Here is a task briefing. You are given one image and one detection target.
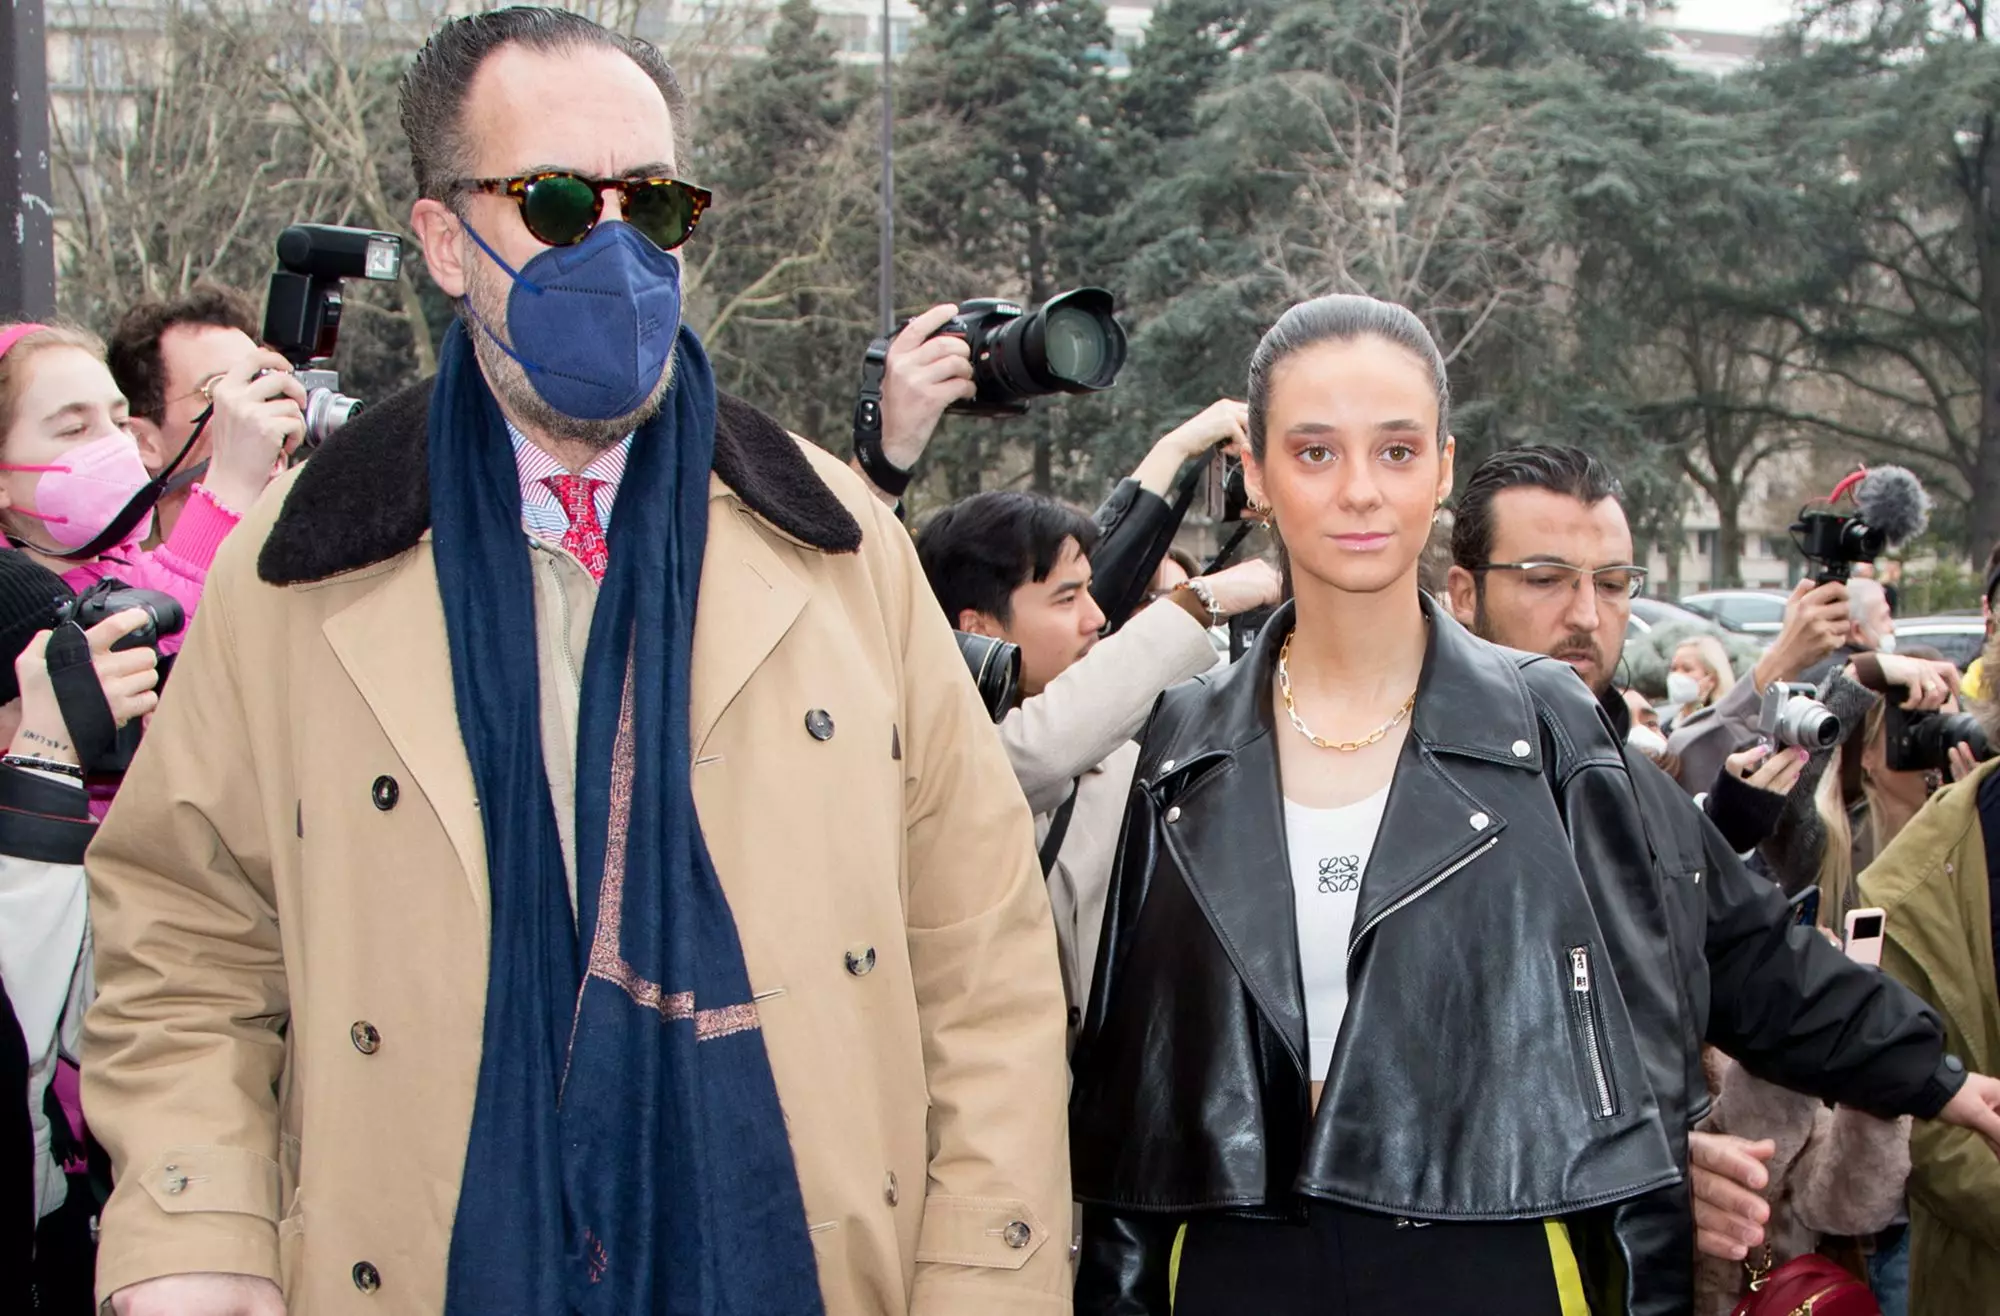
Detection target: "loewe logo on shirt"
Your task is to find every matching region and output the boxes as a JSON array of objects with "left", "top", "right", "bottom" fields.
[{"left": 1316, "top": 855, "right": 1361, "bottom": 895}]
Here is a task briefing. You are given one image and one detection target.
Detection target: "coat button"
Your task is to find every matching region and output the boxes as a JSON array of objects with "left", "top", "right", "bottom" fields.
[
  {"left": 352, "top": 1261, "right": 381, "bottom": 1293},
  {"left": 883, "top": 1171, "right": 899, "bottom": 1206},
  {"left": 371, "top": 776, "right": 399, "bottom": 811},
  {"left": 1165, "top": 806, "right": 1182, "bottom": 824},
  {"left": 1511, "top": 739, "right": 1531, "bottom": 758},
  {"left": 350, "top": 1021, "right": 381, "bottom": 1055},
  {"left": 1003, "top": 1220, "right": 1032, "bottom": 1249},
  {"left": 845, "top": 946, "right": 876, "bottom": 976},
  {"left": 1469, "top": 812, "right": 1490, "bottom": 830},
  {"left": 805, "top": 709, "right": 835, "bottom": 741},
  {"left": 1161, "top": 759, "right": 1176, "bottom": 772},
  {"left": 1945, "top": 1054, "right": 1966, "bottom": 1074},
  {"left": 162, "top": 1164, "right": 186, "bottom": 1195}
]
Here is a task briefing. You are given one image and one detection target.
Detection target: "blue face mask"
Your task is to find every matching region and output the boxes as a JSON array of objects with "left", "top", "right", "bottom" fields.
[{"left": 461, "top": 220, "right": 682, "bottom": 422}]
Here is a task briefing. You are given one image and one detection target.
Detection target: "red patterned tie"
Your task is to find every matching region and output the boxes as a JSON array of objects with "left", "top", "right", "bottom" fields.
[{"left": 544, "top": 474, "right": 609, "bottom": 583}]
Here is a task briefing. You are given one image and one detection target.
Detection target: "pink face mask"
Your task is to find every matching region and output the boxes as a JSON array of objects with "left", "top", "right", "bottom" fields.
[{"left": 0, "top": 431, "right": 154, "bottom": 550}]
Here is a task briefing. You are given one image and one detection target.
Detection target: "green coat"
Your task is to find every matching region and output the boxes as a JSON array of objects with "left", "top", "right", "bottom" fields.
[{"left": 1858, "top": 757, "right": 2000, "bottom": 1316}]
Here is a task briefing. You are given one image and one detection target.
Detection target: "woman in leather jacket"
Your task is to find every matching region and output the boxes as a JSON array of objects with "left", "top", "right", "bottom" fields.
[{"left": 1068, "top": 296, "right": 1688, "bottom": 1314}]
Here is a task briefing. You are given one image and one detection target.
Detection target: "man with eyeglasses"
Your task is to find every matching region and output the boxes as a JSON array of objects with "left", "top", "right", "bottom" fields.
[
  {"left": 1445, "top": 445, "right": 2000, "bottom": 1286},
  {"left": 82, "top": 8, "right": 1070, "bottom": 1316},
  {"left": 107, "top": 284, "right": 307, "bottom": 544}
]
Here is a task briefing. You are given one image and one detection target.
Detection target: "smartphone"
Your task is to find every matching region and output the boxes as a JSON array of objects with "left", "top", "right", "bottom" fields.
[
  {"left": 1787, "top": 885, "right": 1821, "bottom": 930},
  {"left": 1844, "top": 907, "right": 1887, "bottom": 967}
]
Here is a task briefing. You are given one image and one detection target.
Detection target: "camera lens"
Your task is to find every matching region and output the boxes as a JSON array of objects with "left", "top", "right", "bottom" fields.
[
  {"left": 1781, "top": 696, "right": 1842, "bottom": 750},
  {"left": 1043, "top": 307, "right": 1108, "bottom": 383}
]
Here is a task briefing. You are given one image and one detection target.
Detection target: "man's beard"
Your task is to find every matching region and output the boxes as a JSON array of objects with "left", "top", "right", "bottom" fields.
[
  {"left": 461, "top": 252, "right": 673, "bottom": 451},
  {"left": 1472, "top": 593, "right": 1614, "bottom": 693}
]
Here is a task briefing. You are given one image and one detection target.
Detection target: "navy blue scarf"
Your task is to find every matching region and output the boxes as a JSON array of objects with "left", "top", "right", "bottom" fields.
[{"left": 431, "top": 320, "right": 823, "bottom": 1315}]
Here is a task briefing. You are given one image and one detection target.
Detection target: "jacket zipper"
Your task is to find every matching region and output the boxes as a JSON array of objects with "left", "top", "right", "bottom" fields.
[
  {"left": 1350, "top": 836, "right": 1498, "bottom": 949},
  {"left": 1570, "top": 946, "right": 1615, "bottom": 1118}
]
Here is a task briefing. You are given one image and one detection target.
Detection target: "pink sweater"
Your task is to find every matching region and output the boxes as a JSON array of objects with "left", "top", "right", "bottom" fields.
[{"left": 59, "top": 487, "right": 241, "bottom": 658}]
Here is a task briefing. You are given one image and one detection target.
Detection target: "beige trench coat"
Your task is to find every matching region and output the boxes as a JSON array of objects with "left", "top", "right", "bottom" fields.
[{"left": 82, "top": 389, "right": 1072, "bottom": 1315}]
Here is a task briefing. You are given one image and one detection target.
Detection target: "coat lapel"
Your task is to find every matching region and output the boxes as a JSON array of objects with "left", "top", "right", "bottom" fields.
[
  {"left": 1350, "top": 739, "right": 1507, "bottom": 951},
  {"left": 322, "top": 543, "right": 490, "bottom": 920},
  {"left": 690, "top": 486, "right": 810, "bottom": 759}
]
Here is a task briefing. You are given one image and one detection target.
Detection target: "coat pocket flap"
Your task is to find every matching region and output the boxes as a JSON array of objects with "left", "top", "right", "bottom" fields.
[
  {"left": 140, "top": 1145, "right": 280, "bottom": 1220},
  {"left": 914, "top": 1195, "right": 1048, "bottom": 1270}
]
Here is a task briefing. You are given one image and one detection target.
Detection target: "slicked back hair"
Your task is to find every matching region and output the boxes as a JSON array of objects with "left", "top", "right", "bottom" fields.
[{"left": 398, "top": 6, "right": 688, "bottom": 205}]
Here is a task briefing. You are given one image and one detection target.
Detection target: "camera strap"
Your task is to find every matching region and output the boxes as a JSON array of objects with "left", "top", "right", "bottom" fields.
[
  {"left": 851, "top": 338, "right": 913, "bottom": 499},
  {"left": 43, "top": 621, "right": 120, "bottom": 773},
  {"left": 1040, "top": 778, "right": 1081, "bottom": 878}
]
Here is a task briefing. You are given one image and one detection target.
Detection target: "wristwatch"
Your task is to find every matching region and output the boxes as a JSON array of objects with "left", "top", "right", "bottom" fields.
[{"left": 1175, "top": 577, "right": 1224, "bottom": 628}]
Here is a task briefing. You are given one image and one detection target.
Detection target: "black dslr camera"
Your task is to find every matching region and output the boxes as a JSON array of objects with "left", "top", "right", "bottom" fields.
[
  {"left": 1883, "top": 691, "right": 1993, "bottom": 773},
  {"left": 955, "top": 632, "right": 1023, "bottom": 723},
  {"left": 262, "top": 223, "right": 403, "bottom": 448},
  {"left": 51, "top": 579, "right": 186, "bottom": 775},
  {"left": 851, "top": 289, "right": 1128, "bottom": 496}
]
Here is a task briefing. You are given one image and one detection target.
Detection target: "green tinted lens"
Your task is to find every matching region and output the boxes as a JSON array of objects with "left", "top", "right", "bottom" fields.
[
  {"left": 624, "top": 180, "right": 697, "bottom": 251},
  {"left": 1043, "top": 307, "right": 1107, "bottom": 382},
  {"left": 519, "top": 174, "right": 601, "bottom": 246}
]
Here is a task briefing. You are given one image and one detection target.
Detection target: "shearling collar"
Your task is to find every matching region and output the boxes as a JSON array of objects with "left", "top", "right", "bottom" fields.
[{"left": 258, "top": 378, "right": 861, "bottom": 586}]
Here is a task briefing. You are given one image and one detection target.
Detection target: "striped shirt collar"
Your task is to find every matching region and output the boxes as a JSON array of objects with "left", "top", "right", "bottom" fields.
[{"left": 505, "top": 416, "right": 632, "bottom": 546}]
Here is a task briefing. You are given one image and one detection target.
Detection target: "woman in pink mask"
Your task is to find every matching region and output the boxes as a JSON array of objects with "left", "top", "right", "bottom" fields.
[{"left": 0, "top": 323, "right": 302, "bottom": 654}]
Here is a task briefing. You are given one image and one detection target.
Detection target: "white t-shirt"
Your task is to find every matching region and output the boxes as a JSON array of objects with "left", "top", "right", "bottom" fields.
[{"left": 1285, "top": 786, "right": 1391, "bottom": 1081}]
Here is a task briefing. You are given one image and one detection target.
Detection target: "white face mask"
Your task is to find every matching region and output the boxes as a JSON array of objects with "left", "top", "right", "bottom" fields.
[
  {"left": 1666, "top": 672, "right": 1703, "bottom": 707},
  {"left": 1874, "top": 632, "right": 1897, "bottom": 655},
  {"left": 1627, "top": 724, "right": 1669, "bottom": 757}
]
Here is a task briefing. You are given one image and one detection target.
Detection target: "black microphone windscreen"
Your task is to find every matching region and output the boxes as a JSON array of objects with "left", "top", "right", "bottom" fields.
[{"left": 1854, "top": 466, "right": 1930, "bottom": 545}]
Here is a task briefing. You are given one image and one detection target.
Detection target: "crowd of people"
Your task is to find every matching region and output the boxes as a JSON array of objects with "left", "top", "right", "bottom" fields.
[{"left": 3, "top": 6, "right": 1999, "bottom": 1316}]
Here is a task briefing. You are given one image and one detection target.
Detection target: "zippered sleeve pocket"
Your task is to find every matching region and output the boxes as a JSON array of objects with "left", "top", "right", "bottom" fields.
[{"left": 1566, "top": 945, "right": 1619, "bottom": 1120}]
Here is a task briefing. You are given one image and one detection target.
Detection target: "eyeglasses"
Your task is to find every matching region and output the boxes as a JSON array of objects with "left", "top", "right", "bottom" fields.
[
  {"left": 1474, "top": 561, "right": 1648, "bottom": 600},
  {"left": 457, "top": 170, "right": 713, "bottom": 252}
]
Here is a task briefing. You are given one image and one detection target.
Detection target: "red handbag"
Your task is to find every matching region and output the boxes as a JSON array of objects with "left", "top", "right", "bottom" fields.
[{"left": 1730, "top": 1251, "right": 1882, "bottom": 1316}]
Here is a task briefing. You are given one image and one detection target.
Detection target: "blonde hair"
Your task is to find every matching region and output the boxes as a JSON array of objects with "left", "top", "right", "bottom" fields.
[
  {"left": 0, "top": 323, "right": 108, "bottom": 444},
  {"left": 1674, "top": 635, "right": 1737, "bottom": 707},
  {"left": 1814, "top": 744, "right": 1857, "bottom": 929}
]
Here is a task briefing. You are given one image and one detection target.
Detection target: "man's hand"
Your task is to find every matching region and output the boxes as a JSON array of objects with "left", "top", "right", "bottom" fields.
[
  {"left": 200, "top": 350, "right": 308, "bottom": 515},
  {"left": 112, "top": 1273, "right": 286, "bottom": 1316},
  {"left": 1132, "top": 399, "right": 1248, "bottom": 497},
  {"left": 1689, "top": 1130, "right": 1774, "bottom": 1261},
  {"left": 8, "top": 610, "right": 163, "bottom": 763},
  {"left": 878, "top": 303, "right": 976, "bottom": 471},
  {"left": 1949, "top": 741, "right": 1982, "bottom": 782},
  {"left": 1201, "top": 558, "right": 1283, "bottom": 617},
  {"left": 1721, "top": 743, "right": 1807, "bottom": 799},
  {"left": 1752, "top": 580, "right": 1851, "bottom": 692},
  {"left": 1936, "top": 1071, "right": 2000, "bottom": 1159}
]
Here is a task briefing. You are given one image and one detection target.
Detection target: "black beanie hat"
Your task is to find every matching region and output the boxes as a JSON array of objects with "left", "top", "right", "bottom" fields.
[{"left": 0, "top": 550, "right": 75, "bottom": 705}]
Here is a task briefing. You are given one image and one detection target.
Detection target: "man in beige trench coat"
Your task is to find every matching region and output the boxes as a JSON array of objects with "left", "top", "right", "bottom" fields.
[{"left": 81, "top": 9, "right": 1070, "bottom": 1315}]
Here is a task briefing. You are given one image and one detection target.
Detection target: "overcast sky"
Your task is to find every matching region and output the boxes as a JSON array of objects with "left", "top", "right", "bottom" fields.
[{"left": 1662, "top": 0, "right": 1797, "bottom": 34}]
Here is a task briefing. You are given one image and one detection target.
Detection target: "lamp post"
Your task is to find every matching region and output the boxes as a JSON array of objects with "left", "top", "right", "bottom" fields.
[
  {"left": 0, "top": 0, "right": 55, "bottom": 318},
  {"left": 877, "top": 0, "right": 895, "bottom": 335}
]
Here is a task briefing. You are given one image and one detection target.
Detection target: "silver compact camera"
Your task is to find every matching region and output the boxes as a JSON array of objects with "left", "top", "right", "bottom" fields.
[{"left": 1757, "top": 681, "right": 1842, "bottom": 751}]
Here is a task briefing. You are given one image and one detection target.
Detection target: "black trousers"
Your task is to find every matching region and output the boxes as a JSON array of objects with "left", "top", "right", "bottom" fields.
[{"left": 1172, "top": 1200, "right": 1573, "bottom": 1316}]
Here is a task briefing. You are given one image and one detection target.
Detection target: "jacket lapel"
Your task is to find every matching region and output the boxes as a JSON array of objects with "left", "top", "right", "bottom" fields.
[
  {"left": 1350, "top": 738, "right": 1506, "bottom": 951},
  {"left": 690, "top": 487, "right": 810, "bottom": 758},
  {"left": 1159, "top": 728, "right": 1309, "bottom": 1075},
  {"left": 322, "top": 543, "right": 490, "bottom": 920}
]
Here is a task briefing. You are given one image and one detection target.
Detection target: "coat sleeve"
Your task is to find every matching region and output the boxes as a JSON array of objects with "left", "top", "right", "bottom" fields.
[
  {"left": 872, "top": 499, "right": 1073, "bottom": 1314},
  {"left": 1000, "top": 599, "right": 1216, "bottom": 815},
  {"left": 1875, "top": 939, "right": 2000, "bottom": 1251},
  {"left": 80, "top": 532, "right": 288, "bottom": 1298},
  {"left": 1699, "top": 817, "right": 1961, "bottom": 1119}
]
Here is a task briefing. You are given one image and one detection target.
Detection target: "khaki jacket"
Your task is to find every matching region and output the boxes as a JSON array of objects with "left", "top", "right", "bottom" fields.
[
  {"left": 1859, "top": 757, "right": 2000, "bottom": 1316},
  {"left": 82, "top": 386, "right": 1073, "bottom": 1314}
]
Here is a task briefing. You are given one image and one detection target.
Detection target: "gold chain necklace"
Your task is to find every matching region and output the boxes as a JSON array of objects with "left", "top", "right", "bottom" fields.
[{"left": 1278, "top": 631, "right": 1417, "bottom": 752}]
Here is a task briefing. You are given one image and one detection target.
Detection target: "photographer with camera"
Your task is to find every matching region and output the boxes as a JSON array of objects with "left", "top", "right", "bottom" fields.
[
  {"left": 0, "top": 549, "right": 160, "bottom": 1311},
  {"left": 107, "top": 285, "right": 306, "bottom": 547},
  {"left": 0, "top": 322, "right": 299, "bottom": 661},
  {"left": 916, "top": 492, "right": 1280, "bottom": 1026},
  {"left": 1855, "top": 627, "right": 2000, "bottom": 1312}
]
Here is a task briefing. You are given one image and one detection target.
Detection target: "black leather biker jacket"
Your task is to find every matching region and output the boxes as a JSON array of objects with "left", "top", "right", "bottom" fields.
[{"left": 1070, "top": 599, "right": 1960, "bottom": 1316}]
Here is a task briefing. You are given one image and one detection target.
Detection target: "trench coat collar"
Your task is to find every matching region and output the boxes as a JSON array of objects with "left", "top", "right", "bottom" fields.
[
  {"left": 257, "top": 374, "right": 860, "bottom": 587},
  {"left": 1141, "top": 594, "right": 1545, "bottom": 1080}
]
